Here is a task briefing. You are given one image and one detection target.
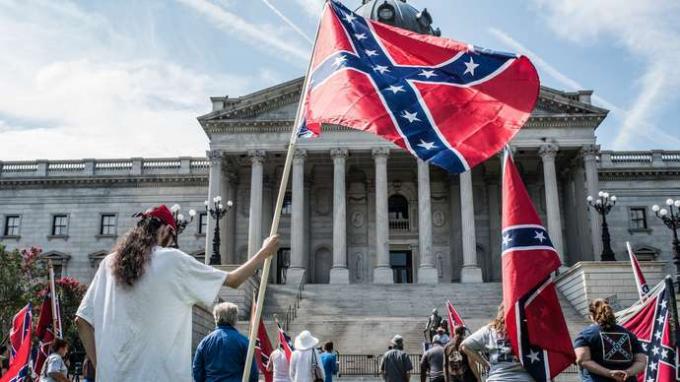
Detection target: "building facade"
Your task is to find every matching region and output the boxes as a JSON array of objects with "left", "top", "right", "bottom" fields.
[{"left": 1, "top": 77, "right": 679, "bottom": 285}]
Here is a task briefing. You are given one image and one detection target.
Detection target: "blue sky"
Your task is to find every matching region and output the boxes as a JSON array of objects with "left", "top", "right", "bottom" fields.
[{"left": 1, "top": 0, "right": 679, "bottom": 160}]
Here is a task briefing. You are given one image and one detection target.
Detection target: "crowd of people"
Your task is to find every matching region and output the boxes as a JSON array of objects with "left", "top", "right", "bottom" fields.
[{"left": 0, "top": 205, "right": 649, "bottom": 382}]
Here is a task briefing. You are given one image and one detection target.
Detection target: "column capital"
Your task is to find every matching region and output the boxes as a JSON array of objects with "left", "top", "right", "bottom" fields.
[
  {"left": 293, "top": 149, "right": 307, "bottom": 163},
  {"left": 330, "top": 147, "right": 349, "bottom": 159},
  {"left": 248, "top": 149, "right": 266, "bottom": 164},
  {"left": 372, "top": 147, "right": 390, "bottom": 159},
  {"left": 581, "top": 144, "right": 600, "bottom": 161},
  {"left": 206, "top": 149, "right": 224, "bottom": 164},
  {"left": 539, "top": 143, "right": 559, "bottom": 161}
]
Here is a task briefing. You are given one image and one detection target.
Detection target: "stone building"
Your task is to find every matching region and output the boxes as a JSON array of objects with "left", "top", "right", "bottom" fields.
[{"left": 1, "top": 0, "right": 679, "bottom": 289}]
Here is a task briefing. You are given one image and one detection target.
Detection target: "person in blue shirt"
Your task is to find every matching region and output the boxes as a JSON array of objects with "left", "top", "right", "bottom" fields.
[
  {"left": 193, "top": 302, "right": 258, "bottom": 382},
  {"left": 574, "top": 299, "right": 646, "bottom": 382},
  {"left": 319, "top": 341, "right": 338, "bottom": 382}
]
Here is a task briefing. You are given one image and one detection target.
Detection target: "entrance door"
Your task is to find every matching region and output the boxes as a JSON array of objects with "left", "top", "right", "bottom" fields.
[
  {"left": 389, "top": 251, "right": 413, "bottom": 284},
  {"left": 276, "top": 248, "right": 290, "bottom": 284}
]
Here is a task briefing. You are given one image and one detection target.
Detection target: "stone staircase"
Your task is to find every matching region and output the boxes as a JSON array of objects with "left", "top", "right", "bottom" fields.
[{"left": 261, "top": 283, "right": 588, "bottom": 355}]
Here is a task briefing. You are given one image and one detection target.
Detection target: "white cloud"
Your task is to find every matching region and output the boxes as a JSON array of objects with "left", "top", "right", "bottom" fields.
[
  {"left": 176, "top": 0, "right": 310, "bottom": 62},
  {"left": 292, "top": 0, "right": 326, "bottom": 20},
  {"left": 0, "top": 0, "right": 262, "bottom": 160},
  {"left": 261, "top": 0, "right": 314, "bottom": 44},
  {"left": 531, "top": 0, "right": 680, "bottom": 149}
]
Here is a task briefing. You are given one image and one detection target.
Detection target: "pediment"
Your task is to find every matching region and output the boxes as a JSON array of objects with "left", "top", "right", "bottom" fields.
[{"left": 199, "top": 77, "right": 608, "bottom": 125}]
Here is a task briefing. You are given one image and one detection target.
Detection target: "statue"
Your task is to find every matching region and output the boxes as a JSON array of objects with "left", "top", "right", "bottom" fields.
[{"left": 423, "top": 308, "right": 442, "bottom": 343}]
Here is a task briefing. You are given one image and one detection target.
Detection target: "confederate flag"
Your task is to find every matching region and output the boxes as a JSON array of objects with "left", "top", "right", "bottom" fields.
[
  {"left": 300, "top": 0, "right": 539, "bottom": 173},
  {"left": 501, "top": 151, "right": 575, "bottom": 381},
  {"left": 1, "top": 304, "right": 32, "bottom": 382},
  {"left": 33, "top": 291, "right": 62, "bottom": 374},
  {"left": 251, "top": 303, "right": 273, "bottom": 382},
  {"left": 446, "top": 300, "right": 465, "bottom": 331},
  {"left": 617, "top": 277, "right": 680, "bottom": 382},
  {"left": 627, "top": 241, "right": 650, "bottom": 300}
]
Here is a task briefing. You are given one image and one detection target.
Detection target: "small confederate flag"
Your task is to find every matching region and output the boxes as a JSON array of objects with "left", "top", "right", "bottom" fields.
[
  {"left": 627, "top": 241, "right": 650, "bottom": 300},
  {"left": 251, "top": 303, "right": 273, "bottom": 382},
  {"left": 617, "top": 277, "right": 680, "bottom": 382},
  {"left": 446, "top": 301, "right": 465, "bottom": 331},
  {"left": 1, "top": 304, "right": 32, "bottom": 382},
  {"left": 501, "top": 151, "right": 575, "bottom": 381},
  {"left": 275, "top": 319, "right": 294, "bottom": 362},
  {"left": 33, "top": 291, "right": 62, "bottom": 374}
]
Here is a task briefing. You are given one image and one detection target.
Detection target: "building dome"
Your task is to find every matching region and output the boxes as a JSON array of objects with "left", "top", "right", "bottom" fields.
[{"left": 355, "top": 0, "right": 441, "bottom": 36}]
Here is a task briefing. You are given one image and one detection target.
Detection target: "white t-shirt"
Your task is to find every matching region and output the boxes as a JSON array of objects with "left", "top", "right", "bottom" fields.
[
  {"left": 39, "top": 353, "right": 67, "bottom": 382},
  {"left": 270, "top": 348, "right": 292, "bottom": 382},
  {"left": 76, "top": 246, "right": 228, "bottom": 382}
]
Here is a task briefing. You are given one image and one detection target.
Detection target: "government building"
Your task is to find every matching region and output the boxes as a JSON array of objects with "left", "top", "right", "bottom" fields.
[{"left": 1, "top": 0, "right": 679, "bottom": 362}]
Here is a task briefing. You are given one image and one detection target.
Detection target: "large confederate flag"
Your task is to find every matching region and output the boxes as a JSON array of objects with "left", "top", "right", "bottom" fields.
[
  {"left": 501, "top": 152, "right": 575, "bottom": 381},
  {"left": 301, "top": 0, "right": 539, "bottom": 173}
]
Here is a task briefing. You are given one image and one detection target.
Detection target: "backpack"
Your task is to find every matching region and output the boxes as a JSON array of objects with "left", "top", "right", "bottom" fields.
[{"left": 447, "top": 347, "right": 468, "bottom": 377}]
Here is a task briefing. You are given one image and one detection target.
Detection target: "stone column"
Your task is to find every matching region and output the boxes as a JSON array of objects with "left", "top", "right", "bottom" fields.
[
  {"left": 582, "top": 145, "right": 602, "bottom": 258},
  {"left": 539, "top": 144, "right": 565, "bottom": 260},
  {"left": 460, "top": 170, "right": 483, "bottom": 282},
  {"left": 205, "top": 150, "right": 224, "bottom": 264},
  {"left": 222, "top": 168, "right": 238, "bottom": 264},
  {"left": 330, "top": 148, "right": 350, "bottom": 284},
  {"left": 372, "top": 147, "right": 393, "bottom": 284},
  {"left": 287, "top": 149, "right": 307, "bottom": 284},
  {"left": 247, "top": 150, "right": 265, "bottom": 259},
  {"left": 417, "top": 159, "right": 438, "bottom": 283}
]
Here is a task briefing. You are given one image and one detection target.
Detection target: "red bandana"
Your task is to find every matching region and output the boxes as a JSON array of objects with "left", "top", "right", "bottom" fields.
[{"left": 143, "top": 205, "right": 176, "bottom": 230}]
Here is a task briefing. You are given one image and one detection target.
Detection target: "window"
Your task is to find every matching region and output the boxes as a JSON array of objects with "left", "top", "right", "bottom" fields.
[
  {"left": 388, "top": 194, "right": 410, "bottom": 231},
  {"left": 629, "top": 207, "right": 648, "bottom": 230},
  {"left": 100, "top": 214, "right": 117, "bottom": 235},
  {"left": 281, "top": 192, "right": 292, "bottom": 216},
  {"left": 4, "top": 215, "right": 20, "bottom": 236},
  {"left": 52, "top": 214, "right": 69, "bottom": 236},
  {"left": 198, "top": 212, "right": 208, "bottom": 234}
]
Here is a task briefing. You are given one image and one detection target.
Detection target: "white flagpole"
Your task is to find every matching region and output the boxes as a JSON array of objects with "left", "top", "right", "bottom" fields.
[
  {"left": 47, "top": 259, "right": 61, "bottom": 338},
  {"left": 241, "top": 3, "right": 326, "bottom": 381}
]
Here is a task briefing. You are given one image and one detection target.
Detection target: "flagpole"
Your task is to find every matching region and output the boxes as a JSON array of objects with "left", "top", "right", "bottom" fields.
[
  {"left": 47, "top": 259, "right": 60, "bottom": 339},
  {"left": 241, "top": 4, "right": 326, "bottom": 381}
]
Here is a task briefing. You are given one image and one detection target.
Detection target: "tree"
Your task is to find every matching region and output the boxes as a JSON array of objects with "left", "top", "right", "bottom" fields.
[
  {"left": 55, "top": 276, "right": 87, "bottom": 351},
  {"left": 0, "top": 245, "right": 47, "bottom": 343}
]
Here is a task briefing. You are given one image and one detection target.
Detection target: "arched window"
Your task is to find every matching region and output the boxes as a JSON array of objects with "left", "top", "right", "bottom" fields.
[{"left": 388, "top": 194, "right": 409, "bottom": 231}]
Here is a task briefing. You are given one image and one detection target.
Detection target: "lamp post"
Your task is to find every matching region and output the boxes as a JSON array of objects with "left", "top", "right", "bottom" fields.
[
  {"left": 652, "top": 198, "right": 680, "bottom": 289},
  {"left": 170, "top": 204, "right": 196, "bottom": 249},
  {"left": 587, "top": 191, "right": 617, "bottom": 261},
  {"left": 205, "top": 196, "right": 233, "bottom": 265}
]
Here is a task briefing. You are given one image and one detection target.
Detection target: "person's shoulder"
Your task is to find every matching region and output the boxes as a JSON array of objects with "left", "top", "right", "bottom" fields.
[{"left": 579, "top": 323, "right": 600, "bottom": 335}]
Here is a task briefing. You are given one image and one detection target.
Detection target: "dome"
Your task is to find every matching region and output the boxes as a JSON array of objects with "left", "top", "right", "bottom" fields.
[{"left": 355, "top": 0, "right": 441, "bottom": 36}]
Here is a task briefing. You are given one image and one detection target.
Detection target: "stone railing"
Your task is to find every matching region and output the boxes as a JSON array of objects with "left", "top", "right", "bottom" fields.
[
  {"left": 0, "top": 157, "right": 210, "bottom": 178},
  {"left": 598, "top": 150, "right": 680, "bottom": 168}
]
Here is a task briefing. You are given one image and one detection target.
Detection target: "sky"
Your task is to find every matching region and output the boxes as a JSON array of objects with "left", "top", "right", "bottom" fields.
[{"left": 1, "top": 0, "right": 679, "bottom": 161}]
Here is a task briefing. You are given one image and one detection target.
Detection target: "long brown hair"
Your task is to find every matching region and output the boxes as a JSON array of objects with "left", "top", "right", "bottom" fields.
[
  {"left": 490, "top": 304, "right": 506, "bottom": 334},
  {"left": 451, "top": 325, "right": 467, "bottom": 351},
  {"left": 111, "top": 217, "right": 164, "bottom": 287},
  {"left": 589, "top": 298, "right": 616, "bottom": 328}
]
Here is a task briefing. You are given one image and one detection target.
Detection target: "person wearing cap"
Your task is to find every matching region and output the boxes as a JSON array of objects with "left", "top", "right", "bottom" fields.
[
  {"left": 290, "top": 330, "right": 325, "bottom": 382},
  {"left": 432, "top": 327, "right": 450, "bottom": 345},
  {"left": 421, "top": 335, "right": 446, "bottom": 382},
  {"left": 379, "top": 335, "right": 413, "bottom": 382},
  {"left": 74, "top": 204, "right": 279, "bottom": 382}
]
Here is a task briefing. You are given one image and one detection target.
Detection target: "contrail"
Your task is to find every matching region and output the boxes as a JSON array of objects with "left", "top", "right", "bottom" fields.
[{"left": 261, "top": 0, "right": 314, "bottom": 45}]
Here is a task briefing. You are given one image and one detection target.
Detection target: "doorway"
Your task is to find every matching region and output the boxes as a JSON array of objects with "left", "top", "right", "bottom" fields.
[{"left": 389, "top": 250, "right": 413, "bottom": 284}]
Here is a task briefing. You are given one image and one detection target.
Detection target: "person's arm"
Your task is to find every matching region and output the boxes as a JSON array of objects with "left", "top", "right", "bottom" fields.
[
  {"left": 420, "top": 354, "right": 428, "bottom": 382},
  {"left": 622, "top": 353, "right": 646, "bottom": 380},
  {"left": 192, "top": 342, "right": 206, "bottom": 382},
  {"left": 225, "top": 235, "right": 279, "bottom": 288},
  {"left": 443, "top": 348, "right": 450, "bottom": 382},
  {"left": 75, "top": 317, "right": 96, "bottom": 368},
  {"left": 266, "top": 352, "right": 274, "bottom": 373},
  {"left": 460, "top": 344, "right": 489, "bottom": 370},
  {"left": 289, "top": 352, "right": 297, "bottom": 381},
  {"left": 575, "top": 346, "right": 624, "bottom": 380},
  {"left": 333, "top": 354, "right": 338, "bottom": 375},
  {"left": 49, "top": 373, "right": 70, "bottom": 382}
]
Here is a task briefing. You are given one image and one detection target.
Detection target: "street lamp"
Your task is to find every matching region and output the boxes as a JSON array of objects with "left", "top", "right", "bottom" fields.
[
  {"left": 170, "top": 204, "right": 196, "bottom": 249},
  {"left": 587, "top": 191, "right": 617, "bottom": 261},
  {"left": 205, "top": 196, "right": 233, "bottom": 265},
  {"left": 652, "top": 198, "right": 680, "bottom": 288}
]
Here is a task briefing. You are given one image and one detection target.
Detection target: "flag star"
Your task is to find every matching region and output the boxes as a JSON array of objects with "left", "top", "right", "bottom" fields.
[
  {"left": 657, "top": 314, "right": 665, "bottom": 325},
  {"left": 661, "top": 300, "right": 668, "bottom": 310},
  {"left": 647, "top": 378, "right": 654, "bottom": 382},
  {"left": 373, "top": 65, "right": 390, "bottom": 74},
  {"left": 417, "top": 140, "right": 437, "bottom": 151},
  {"left": 641, "top": 343, "right": 648, "bottom": 351},
  {"left": 652, "top": 346, "right": 660, "bottom": 355},
  {"left": 661, "top": 348, "right": 669, "bottom": 359},
  {"left": 650, "top": 361, "right": 658, "bottom": 371},
  {"left": 386, "top": 85, "right": 405, "bottom": 94},
  {"left": 343, "top": 13, "right": 356, "bottom": 23},
  {"left": 527, "top": 350, "right": 540, "bottom": 364},
  {"left": 401, "top": 110, "right": 420, "bottom": 123},
  {"left": 533, "top": 231, "right": 546, "bottom": 243},
  {"left": 332, "top": 55, "right": 348, "bottom": 67},
  {"left": 502, "top": 235, "right": 512, "bottom": 246},
  {"left": 418, "top": 69, "right": 437, "bottom": 79},
  {"left": 365, "top": 49, "right": 378, "bottom": 57},
  {"left": 355, "top": 33, "right": 367, "bottom": 40},
  {"left": 654, "top": 330, "right": 662, "bottom": 340},
  {"left": 463, "top": 57, "right": 480, "bottom": 76}
]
